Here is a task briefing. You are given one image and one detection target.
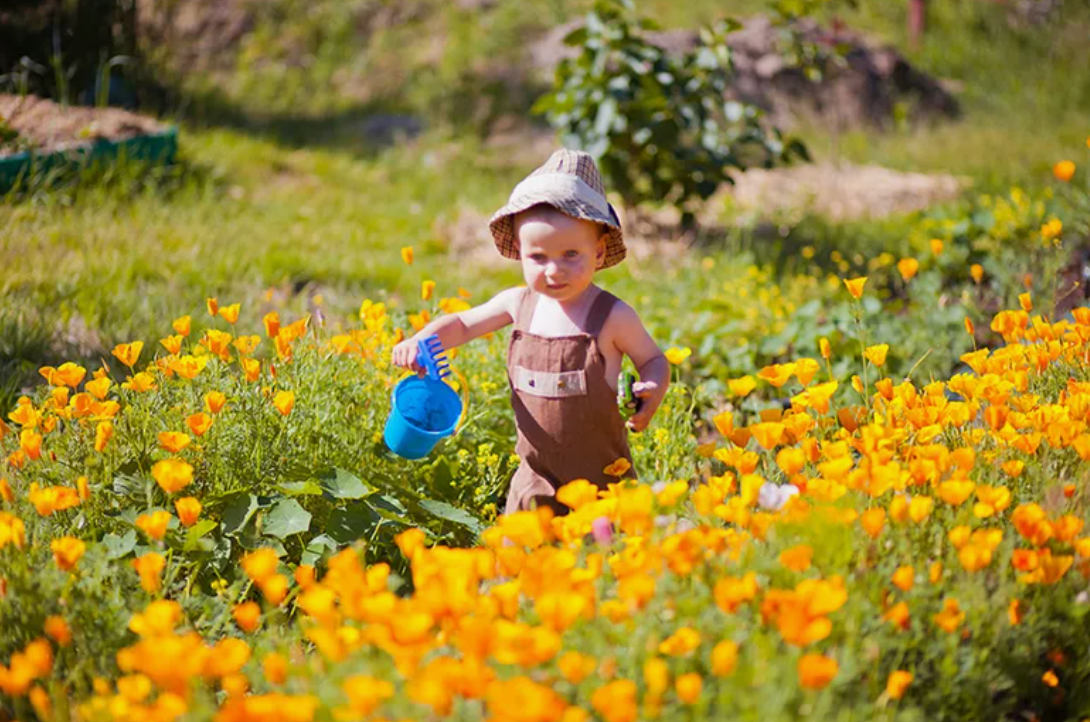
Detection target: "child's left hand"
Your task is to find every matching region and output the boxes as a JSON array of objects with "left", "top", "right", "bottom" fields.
[{"left": 627, "top": 380, "right": 666, "bottom": 433}]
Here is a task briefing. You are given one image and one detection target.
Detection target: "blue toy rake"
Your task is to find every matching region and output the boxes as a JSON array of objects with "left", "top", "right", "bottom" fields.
[
  {"left": 417, "top": 334, "right": 451, "bottom": 381},
  {"left": 383, "top": 335, "right": 463, "bottom": 459}
]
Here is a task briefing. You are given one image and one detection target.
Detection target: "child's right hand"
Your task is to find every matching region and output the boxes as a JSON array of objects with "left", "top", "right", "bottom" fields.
[{"left": 391, "top": 338, "right": 425, "bottom": 375}]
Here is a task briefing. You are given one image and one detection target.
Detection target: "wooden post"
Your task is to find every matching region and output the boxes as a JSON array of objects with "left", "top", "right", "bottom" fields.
[{"left": 908, "top": 0, "right": 928, "bottom": 49}]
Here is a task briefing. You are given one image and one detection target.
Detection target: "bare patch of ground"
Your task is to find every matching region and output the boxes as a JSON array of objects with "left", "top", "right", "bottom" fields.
[{"left": 726, "top": 162, "right": 965, "bottom": 221}]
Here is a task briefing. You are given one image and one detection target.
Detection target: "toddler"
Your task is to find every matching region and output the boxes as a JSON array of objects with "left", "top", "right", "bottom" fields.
[{"left": 392, "top": 149, "right": 669, "bottom": 515}]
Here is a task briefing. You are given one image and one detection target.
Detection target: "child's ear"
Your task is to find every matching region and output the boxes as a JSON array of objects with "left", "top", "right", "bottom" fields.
[{"left": 595, "top": 230, "right": 608, "bottom": 268}]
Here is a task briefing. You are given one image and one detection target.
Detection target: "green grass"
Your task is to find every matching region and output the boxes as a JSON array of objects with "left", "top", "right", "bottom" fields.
[{"left": 2, "top": 0, "right": 1088, "bottom": 406}]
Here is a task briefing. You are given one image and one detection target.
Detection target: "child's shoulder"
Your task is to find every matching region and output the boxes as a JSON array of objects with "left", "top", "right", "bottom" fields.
[
  {"left": 479, "top": 286, "right": 531, "bottom": 320},
  {"left": 491, "top": 286, "right": 530, "bottom": 308},
  {"left": 597, "top": 288, "right": 644, "bottom": 332}
]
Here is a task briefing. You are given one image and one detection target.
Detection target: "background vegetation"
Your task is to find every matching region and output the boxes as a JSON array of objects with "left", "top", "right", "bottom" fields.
[{"left": 1, "top": 1, "right": 1089, "bottom": 718}]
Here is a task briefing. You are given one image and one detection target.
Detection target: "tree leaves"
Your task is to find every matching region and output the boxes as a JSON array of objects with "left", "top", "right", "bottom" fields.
[{"left": 534, "top": 0, "right": 808, "bottom": 220}]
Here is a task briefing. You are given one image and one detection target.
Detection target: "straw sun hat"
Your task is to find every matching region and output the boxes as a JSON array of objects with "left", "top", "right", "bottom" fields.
[{"left": 488, "top": 149, "right": 626, "bottom": 269}]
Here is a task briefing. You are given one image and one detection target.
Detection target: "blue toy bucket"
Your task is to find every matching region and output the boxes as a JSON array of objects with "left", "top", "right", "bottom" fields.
[{"left": 384, "top": 376, "right": 463, "bottom": 460}]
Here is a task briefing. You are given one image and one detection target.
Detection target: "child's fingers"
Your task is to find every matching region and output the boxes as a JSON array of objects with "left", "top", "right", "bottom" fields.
[{"left": 627, "top": 409, "right": 651, "bottom": 432}]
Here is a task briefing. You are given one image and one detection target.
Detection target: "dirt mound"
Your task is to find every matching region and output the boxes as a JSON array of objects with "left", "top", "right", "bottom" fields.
[
  {"left": 727, "top": 162, "right": 964, "bottom": 221},
  {"left": 0, "top": 94, "right": 167, "bottom": 156},
  {"left": 135, "top": 0, "right": 257, "bottom": 72},
  {"left": 530, "top": 15, "right": 959, "bottom": 131}
]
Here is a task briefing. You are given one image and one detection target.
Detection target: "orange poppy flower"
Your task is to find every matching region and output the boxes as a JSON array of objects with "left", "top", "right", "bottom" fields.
[
  {"left": 187, "top": 412, "right": 213, "bottom": 437},
  {"left": 864, "top": 344, "right": 889, "bottom": 367},
  {"left": 133, "top": 552, "right": 165, "bottom": 593},
  {"left": 152, "top": 458, "right": 193, "bottom": 494},
  {"left": 798, "top": 654, "right": 838, "bottom": 689},
  {"left": 897, "top": 258, "right": 919, "bottom": 282},
  {"left": 51, "top": 537, "right": 86, "bottom": 571},
  {"left": 112, "top": 341, "right": 144, "bottom": 369},
  {"left": 172, "top": 315, "right": 191, "bottom": 336},
  {"left": 603, "top": 458, "right": 631, "bottom": 478},
  {"left": 274, "top": 391, "right": 295, "bottom": 416},
  {"left": 175, "top": 497, "right": 202, "bottom": 527},
  {"left": 158, "top": 431, "right": 191, "bottom": 453},
  {"left": 233, "top": 602, "right": 261, "bottom": 633},
  {"left": 886, "top": 670, "right": 913, "bottom": 700},
  {"left": 933, "top": 598, "right": 964, "bottom": 633},
  {"left": 1053, "top": 160, "right": 1075, "bottom": 182},
  {"left": 218, "top": 303, "right": 241, "bottom": 325}
]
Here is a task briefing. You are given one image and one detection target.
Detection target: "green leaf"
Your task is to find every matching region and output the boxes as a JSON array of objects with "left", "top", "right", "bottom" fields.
[
  {"left": 221, "top": 492, "right": 262, "bottom": 536},
  {"left": 418, "top": 499, "right": 483, "bottom": 535},
  {"left": 112, "top": 475, "right": 143, "bottom": 499},
  {"left": 430, "top": 459, "right": 455, "bottom": 500},
  {"left": 183, "top": 520, "right": 218, "bottom": 552},
  {"left": 370, "top": 494, "right": 410, "bottom": 526},
  {"left": 315, "top": 467, "right": 370, "bottom": 500},
  {"left": 278, "top": 480, "right": 323, "bottom": 496},
  {"left": 301, "top": 534, "right": 339, "bottom": 567},
  {"left": 327, "top": 501, "right": 380, "bottom": 545},
  {"left": 102, "top": 531, "right": 137, "bottom": 560},
  {"left": 373, "top": 494, "right": 408, "bottom": 515},
  {"left": 263, "top": 499, "right": 312, "bottom": 538},
  {"left": 562, "top": 26, "right": 588, "bottom": 47}
]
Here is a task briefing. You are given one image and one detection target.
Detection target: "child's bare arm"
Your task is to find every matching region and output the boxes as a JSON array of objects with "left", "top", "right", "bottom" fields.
[
  {"left": 392, "top": 288, "right": 522, "bottom": 372},
  {"left": 608, "top": 303, "right": 669, "bottom": 432}
]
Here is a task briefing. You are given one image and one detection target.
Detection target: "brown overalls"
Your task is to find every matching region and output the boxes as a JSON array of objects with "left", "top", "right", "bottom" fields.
[{"left": 503, "top": 287, "right": 636, "bottom": 515}]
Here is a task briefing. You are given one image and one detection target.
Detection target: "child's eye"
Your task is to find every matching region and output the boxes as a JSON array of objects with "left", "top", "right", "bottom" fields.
[
  {"left": 529, "top": 254, "right": 547, "bottom": 263},
  {"left": 564, "top": 250, "right": 580, "bottom": 259}
]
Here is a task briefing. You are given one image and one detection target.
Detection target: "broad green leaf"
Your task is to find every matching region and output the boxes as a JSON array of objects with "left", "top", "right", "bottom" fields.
[
  {"left": 301, "top": 534, "right": 339, "bottom": 567},
  {"left": 278, "top": 481, "right": 323, "bottom": 496},
  {"left": 316, "top": 467, "right": 370, "bottom": 500},
  {"left": 373, "top": 494, "right": 408, "bottom": 515},
  {"left": 263, "top": 499, "right": 312, "bottom": 538},
  {"left": 221, "top": 492, "right": 262, "bottom": 535},
  {"left": 183, "top": 520, "right": 219, "bottom": 552},
  {"left": 418, "top": 499, "right": 483, "bottom": 535},
  {"left": 327, "top": 501, "right": 380, "bottom": 545},
  {"left": 102, "top": 531, "right": 137, "bottom": 560}
]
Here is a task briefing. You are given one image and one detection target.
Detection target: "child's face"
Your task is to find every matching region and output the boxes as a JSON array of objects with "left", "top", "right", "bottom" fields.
[{"left": 515, "top": 208, "right": 607, "bottom": 303}]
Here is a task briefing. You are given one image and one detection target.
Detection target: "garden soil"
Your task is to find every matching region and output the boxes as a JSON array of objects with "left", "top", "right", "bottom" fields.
[{"left": 0, "top": 94, "right": 167, "bottom": 156}]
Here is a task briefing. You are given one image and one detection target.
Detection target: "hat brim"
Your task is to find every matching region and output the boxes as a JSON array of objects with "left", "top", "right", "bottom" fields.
[{"left": 489, "top": 195, "right": 626, "bottom": 270}]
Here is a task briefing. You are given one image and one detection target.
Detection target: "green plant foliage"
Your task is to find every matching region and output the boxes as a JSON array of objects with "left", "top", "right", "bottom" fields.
[{"left": 533, "top": 0, "right": 808, "bottom": 224}]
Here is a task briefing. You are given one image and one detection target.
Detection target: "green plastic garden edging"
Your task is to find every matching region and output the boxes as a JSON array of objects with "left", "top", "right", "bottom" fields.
[{"left": 0, "top": 126, "right": 178, "bottom": 191}]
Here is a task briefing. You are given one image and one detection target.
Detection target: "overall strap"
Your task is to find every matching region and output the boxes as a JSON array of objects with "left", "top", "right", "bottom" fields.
[
  {"left": 513, "top": 287, "right": 538, "bottom": 332},
  {"left": 584, "top": 289, "right": 619, "bottom": 338}
]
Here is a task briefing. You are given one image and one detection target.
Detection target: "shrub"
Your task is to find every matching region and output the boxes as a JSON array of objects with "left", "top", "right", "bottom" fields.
[{"left": 532, "top": 0, "right": 808, "bottom": 226}]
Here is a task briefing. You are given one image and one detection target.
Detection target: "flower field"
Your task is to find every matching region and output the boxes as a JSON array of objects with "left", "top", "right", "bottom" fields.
[
  {"left": 4, "top": 251, "right": 1090, "bottom": 720},
  {"left": 0, "top": 6, "right": 1089, "bottom": 706}
]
